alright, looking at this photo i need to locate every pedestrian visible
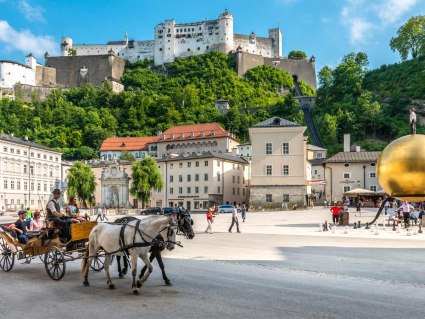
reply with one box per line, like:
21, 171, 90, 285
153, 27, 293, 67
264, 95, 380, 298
95, 206, 103, 221
384, 200, 390, 215
205, 208, 214, 234
410, 107, 416, 134
330, 203, 340, 225
399, 201, 415, 228
356, 200, 362, 215
102, 205, 108, 221
241, 204, 247, 222
25, 207, 33, 227
228, 206, 240, 233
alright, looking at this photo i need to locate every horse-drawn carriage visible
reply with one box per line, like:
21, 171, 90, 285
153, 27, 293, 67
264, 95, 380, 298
0, 221, 104, 280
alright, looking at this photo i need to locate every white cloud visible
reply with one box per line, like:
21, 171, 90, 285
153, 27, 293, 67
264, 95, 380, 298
348, 18, 373, 44
17, 0, 45, 22
0, 20, 58, 57
376, 0, 418, 25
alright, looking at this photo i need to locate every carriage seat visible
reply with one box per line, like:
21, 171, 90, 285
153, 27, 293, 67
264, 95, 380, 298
0, 224, 17, 238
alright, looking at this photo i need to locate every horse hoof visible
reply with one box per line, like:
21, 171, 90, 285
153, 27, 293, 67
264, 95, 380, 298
83, 281, 90, 287
133, 290, 139, 295
109, 284, 116, 290
136, 281, 142, 288
165, 281, 173, 286
119, 274, 124, 279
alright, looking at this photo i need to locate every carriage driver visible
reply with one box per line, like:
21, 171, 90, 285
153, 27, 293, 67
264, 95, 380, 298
46, 189, 71, 242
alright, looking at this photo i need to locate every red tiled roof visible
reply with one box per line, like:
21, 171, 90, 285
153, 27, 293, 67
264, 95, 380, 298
157, 122, 235, 143
100, 136, 160, 151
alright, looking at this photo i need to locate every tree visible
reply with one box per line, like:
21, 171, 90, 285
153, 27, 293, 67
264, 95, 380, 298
120, 150, 136, 161
66, 162, 96, 208
130, 157, 163, 208
390, 15, 425, 61
288, 50, 307, 59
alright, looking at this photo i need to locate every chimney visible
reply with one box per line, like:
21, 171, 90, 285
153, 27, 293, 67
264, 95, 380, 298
355, 146, 361, 152
343, 134, 350, 152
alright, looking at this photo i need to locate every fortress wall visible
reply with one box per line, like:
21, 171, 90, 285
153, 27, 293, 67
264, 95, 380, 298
233, 51, 265, 75
233, 34, 273, 57
267, 58, 317, 90
45, 55, 126, 88
125, 41, 155, 62
14, 83, 58, 101
35, 65, 56, 86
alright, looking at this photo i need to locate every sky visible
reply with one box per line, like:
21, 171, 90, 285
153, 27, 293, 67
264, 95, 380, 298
0, 0, 424, 73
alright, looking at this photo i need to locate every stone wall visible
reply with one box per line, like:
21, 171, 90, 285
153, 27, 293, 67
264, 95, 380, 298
45, 54, 125, 88
14, 83, 59, 101
249, 185, 307, 210
35, 65, 56, 86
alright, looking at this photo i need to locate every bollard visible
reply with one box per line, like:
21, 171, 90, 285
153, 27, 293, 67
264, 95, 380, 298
365, 222, 370, 230
397, 224, 401, 233
332, 225, 336, 233
382, 217, 386, 231
344, 226, 348, 234
358, 221, 361, 229
407, 228, 412, 236
392, 220, 396, 231
419, 224, 423, 234
370, 224, 375, 232
413, 226, 417, 235
374, 223, 379, 235
353, 222, 357, 229
319, 223, 323, 232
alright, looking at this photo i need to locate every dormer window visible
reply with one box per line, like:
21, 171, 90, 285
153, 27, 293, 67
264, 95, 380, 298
210, 130, 215, 136
170, 134, 174, 139
121, 143, 126, 148
190, 132, 194, 137
179, 133, 185, 138
160, 134, 165, 140
200, 132, 205, 137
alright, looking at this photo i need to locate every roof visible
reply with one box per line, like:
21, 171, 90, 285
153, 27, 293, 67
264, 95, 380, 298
100, 136, 160, 151
326, 151, 381, 163
157, 151, 249, 164
0, 134, 61, 154
157, 123, 236, 143
309, 158, 326, 166
252, 117, 300, 128
0, 60, 31, 69
106, 41, 127, 45
307, 144, 327, 151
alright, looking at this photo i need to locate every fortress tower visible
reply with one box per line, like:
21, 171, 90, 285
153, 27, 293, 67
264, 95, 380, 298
218, 9, 234, 54
61, 37, 73, 56
268, 28, 282, 58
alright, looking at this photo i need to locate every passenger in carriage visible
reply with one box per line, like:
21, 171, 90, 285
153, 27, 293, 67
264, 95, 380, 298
10, 210, 29, 244
29, 211, 44, 231
46, 189, 71, 242
66, 195, 86, 223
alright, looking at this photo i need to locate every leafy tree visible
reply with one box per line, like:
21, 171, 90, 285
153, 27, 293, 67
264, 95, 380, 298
130, 157, 163, 208
390, 15, 425, 61
66, 162, 96, 208
67, 48, 77, 56
120, 150, 135, 161
288, 50, 307, 59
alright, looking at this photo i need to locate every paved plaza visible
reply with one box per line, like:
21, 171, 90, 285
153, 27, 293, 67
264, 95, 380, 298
1, 207, 424, 318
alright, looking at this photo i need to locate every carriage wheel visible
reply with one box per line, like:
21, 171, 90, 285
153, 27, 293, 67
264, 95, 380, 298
0, 237, 15, 272
90, 255, 105, 272
44, 247, 66, 280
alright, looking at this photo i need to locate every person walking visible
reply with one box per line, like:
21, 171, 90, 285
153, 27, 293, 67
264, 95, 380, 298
330, 203, 341, 225
102, 205, 108, 221
95, 206, 103, 221
205, 208, 214, 234
241, 204, 247, 222
399, 201, 415, 228
384, 200, 391, 215
410, 108, 416, 134
228, 206, 240, 233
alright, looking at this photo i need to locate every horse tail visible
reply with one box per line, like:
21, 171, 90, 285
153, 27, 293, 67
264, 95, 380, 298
81, 245, 89, 276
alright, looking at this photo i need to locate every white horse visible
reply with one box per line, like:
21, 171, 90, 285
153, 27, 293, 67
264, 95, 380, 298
81, 214, 178, 294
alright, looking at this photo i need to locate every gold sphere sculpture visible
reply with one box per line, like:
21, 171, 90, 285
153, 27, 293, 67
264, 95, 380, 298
377, 134, 425, 201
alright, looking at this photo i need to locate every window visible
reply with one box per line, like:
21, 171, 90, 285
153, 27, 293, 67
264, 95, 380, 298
237, 176, 240, 184
16, 149, 20, 155
343, 186, 351, 193
204, 186, 208, 193
195, 161, 199, 167
343, 173, 351, 179
316, 153, 323, 159
10, 180, 14, 190
217, 172, 221, 182
17, 181, 21, 190
232, 176, 235, 183
37, 153, 40, 158
3, 147, 7, 152
232, 187, 235, 195
266, 165, 272, 176
265, 143, 272, 155
37, 182, 41, 191
204, 173, 208, 181
31, 152, 34, 157
195, 174, 199, 182
10, 148, 14, 154
31, 182, 34, 191
170, 163, 174, 169
370, 185, 377, 192
3, 179, 7, 189
44, 183, 47, 192
179, 187, 183, 194
266, 194, 272, 202
217, 161, 220, 167
23, 151, 27, 156
187, 187, 191, 194
204, 161, 208, 166
237, 188, 240, 195
369, 172, 376, 178
195, 186, 199, 194
24, 181, 28, 191
179, 163, 183, 168
31, 200, 34, 205
179, 175, 183, 182
187, 162, 191, 168
43, 154, 47, 159
217, 186, 221, 193
187, 175, 191, 182
282, 165, 289, 175
282, 143, 289, 154
170, 175, 174, 182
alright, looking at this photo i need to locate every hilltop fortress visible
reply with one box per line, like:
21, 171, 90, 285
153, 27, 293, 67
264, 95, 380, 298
53, 10, 316, 90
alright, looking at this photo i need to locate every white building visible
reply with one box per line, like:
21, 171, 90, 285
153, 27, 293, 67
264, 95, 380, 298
248, 117, 310, 209
0, 55, 37, 88
0, 134, 63, 212
237, 142, 252, 157
60, 10, 282, 65
152, 151, 249, 211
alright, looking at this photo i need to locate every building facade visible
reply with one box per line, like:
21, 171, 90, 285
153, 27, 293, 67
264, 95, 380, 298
60, 10, 281, 66
152, 151, 249, 211
99, 136, 160, 161
0, 134, 62, 212
248, 117, 310, 209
